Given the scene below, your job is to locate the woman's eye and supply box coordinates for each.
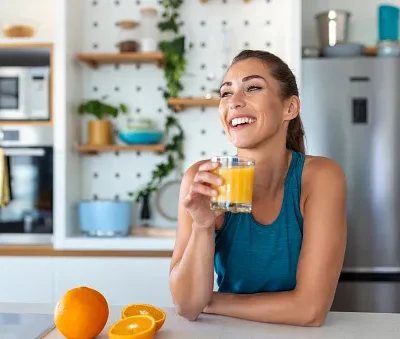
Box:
[247,86,261,92]
[220,91,231,98]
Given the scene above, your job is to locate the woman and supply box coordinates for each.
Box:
[169,49,347,327]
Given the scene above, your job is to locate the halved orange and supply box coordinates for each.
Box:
[108,315,156,339]
[121,304,166,332]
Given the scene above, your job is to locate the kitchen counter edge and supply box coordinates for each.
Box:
[0,245,173,257]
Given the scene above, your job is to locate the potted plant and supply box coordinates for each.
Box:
[78,95,128,146]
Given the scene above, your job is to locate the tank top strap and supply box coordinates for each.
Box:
[283,149,305,230]
[284,149,305,193]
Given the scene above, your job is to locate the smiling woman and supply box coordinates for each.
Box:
[169,49,347,327]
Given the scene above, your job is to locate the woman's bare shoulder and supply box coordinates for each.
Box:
[302,155,346,196]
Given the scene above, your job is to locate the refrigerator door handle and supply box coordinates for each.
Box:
[340,268,400,282]
[342,267,400,273]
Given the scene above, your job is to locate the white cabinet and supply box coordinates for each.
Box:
[0,258,54,304]
[0,257,173,306]
[53,258,173,307]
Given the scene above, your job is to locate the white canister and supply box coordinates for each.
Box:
[140,7,159,52]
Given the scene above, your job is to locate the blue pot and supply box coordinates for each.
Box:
[78,200,132,237]
[118,130,163,145]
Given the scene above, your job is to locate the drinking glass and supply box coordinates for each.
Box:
[210,156,255,213]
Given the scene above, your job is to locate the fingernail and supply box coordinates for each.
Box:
[217,179,223,185]
[212,189,218,196]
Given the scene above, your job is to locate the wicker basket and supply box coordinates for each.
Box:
[3,24,35,38]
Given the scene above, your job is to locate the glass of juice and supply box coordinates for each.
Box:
[210,155,255,213]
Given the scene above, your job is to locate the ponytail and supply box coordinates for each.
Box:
[286,115,305,154]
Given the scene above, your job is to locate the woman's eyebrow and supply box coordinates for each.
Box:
[219,74,267,91]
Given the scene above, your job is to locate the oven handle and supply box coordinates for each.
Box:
[3,148,45,157]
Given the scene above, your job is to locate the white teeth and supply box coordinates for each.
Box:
[231,117,256,127]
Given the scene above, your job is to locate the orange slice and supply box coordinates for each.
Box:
[108,315,156,339]
[121,304,166,332]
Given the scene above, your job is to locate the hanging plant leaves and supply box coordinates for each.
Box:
[130,0,186,202]
[158,18,179,33]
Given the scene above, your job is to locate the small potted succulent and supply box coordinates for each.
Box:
[78,95,128,146]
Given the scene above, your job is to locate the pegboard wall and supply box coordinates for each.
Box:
[78,0,296,227]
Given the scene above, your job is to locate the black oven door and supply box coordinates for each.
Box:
[0,146,53,234]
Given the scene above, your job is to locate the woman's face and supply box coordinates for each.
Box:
[218,58,296,149]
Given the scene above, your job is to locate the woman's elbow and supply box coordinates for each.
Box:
[302,304,328,327]
[170,288,208,321]
[174,303,202,322]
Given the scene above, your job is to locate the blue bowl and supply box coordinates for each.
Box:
[118,130,163,144]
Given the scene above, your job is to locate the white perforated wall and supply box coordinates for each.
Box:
[78,0,299,228]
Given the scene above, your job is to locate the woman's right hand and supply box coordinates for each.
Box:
[182,160,223,230]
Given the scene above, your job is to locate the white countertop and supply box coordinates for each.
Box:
[1,303,400,338]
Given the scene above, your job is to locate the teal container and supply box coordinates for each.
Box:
[378,5,400,41]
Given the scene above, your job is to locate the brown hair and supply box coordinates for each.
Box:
[230,50,305,154]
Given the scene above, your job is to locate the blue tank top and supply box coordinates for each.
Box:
[214,150,305,294]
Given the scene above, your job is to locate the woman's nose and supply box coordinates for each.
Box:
[229,92,246,110]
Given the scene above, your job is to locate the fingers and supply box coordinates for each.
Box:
[199,160,220,172]
[190,182,218,197]
[183,161,223,209]
[194,170,222,186]
[182,191,211,210]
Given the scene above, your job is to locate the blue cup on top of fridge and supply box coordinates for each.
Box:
[378,4,400,41]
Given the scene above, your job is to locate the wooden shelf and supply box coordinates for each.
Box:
[167,97,220,112]
[0,120,52,126]
[76,144,165,154]
[0,41,54,48]
[76,52,164,68]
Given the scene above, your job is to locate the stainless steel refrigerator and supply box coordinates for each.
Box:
[301,57,400,313]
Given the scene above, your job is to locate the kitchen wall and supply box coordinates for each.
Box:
[302,0,400,47]
[0,0,301,240]
[0,0,54,40]
[0,0,302,306]
[75,0,300,229]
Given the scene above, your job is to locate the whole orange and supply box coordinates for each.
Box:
[54,286,109,339]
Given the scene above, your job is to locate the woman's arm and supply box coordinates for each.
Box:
[203,157,347,327]
[169,162,220,321]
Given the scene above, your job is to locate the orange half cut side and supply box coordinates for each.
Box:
[121,304,166,332]
[108,315,156,339]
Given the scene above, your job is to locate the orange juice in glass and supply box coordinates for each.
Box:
[210,156,255,213]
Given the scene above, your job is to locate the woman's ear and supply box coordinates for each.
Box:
[283,96,300,122]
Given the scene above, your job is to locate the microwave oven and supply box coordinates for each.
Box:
[0,67,50,121]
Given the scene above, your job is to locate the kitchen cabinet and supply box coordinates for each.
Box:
[0,258,54,304]
[53,257,173,307]
[0,256,216,306]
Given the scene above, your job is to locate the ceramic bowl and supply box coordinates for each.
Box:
[118,130,163,144]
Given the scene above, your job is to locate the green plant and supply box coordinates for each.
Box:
[78,95,128,120]
[130,0,185,202]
